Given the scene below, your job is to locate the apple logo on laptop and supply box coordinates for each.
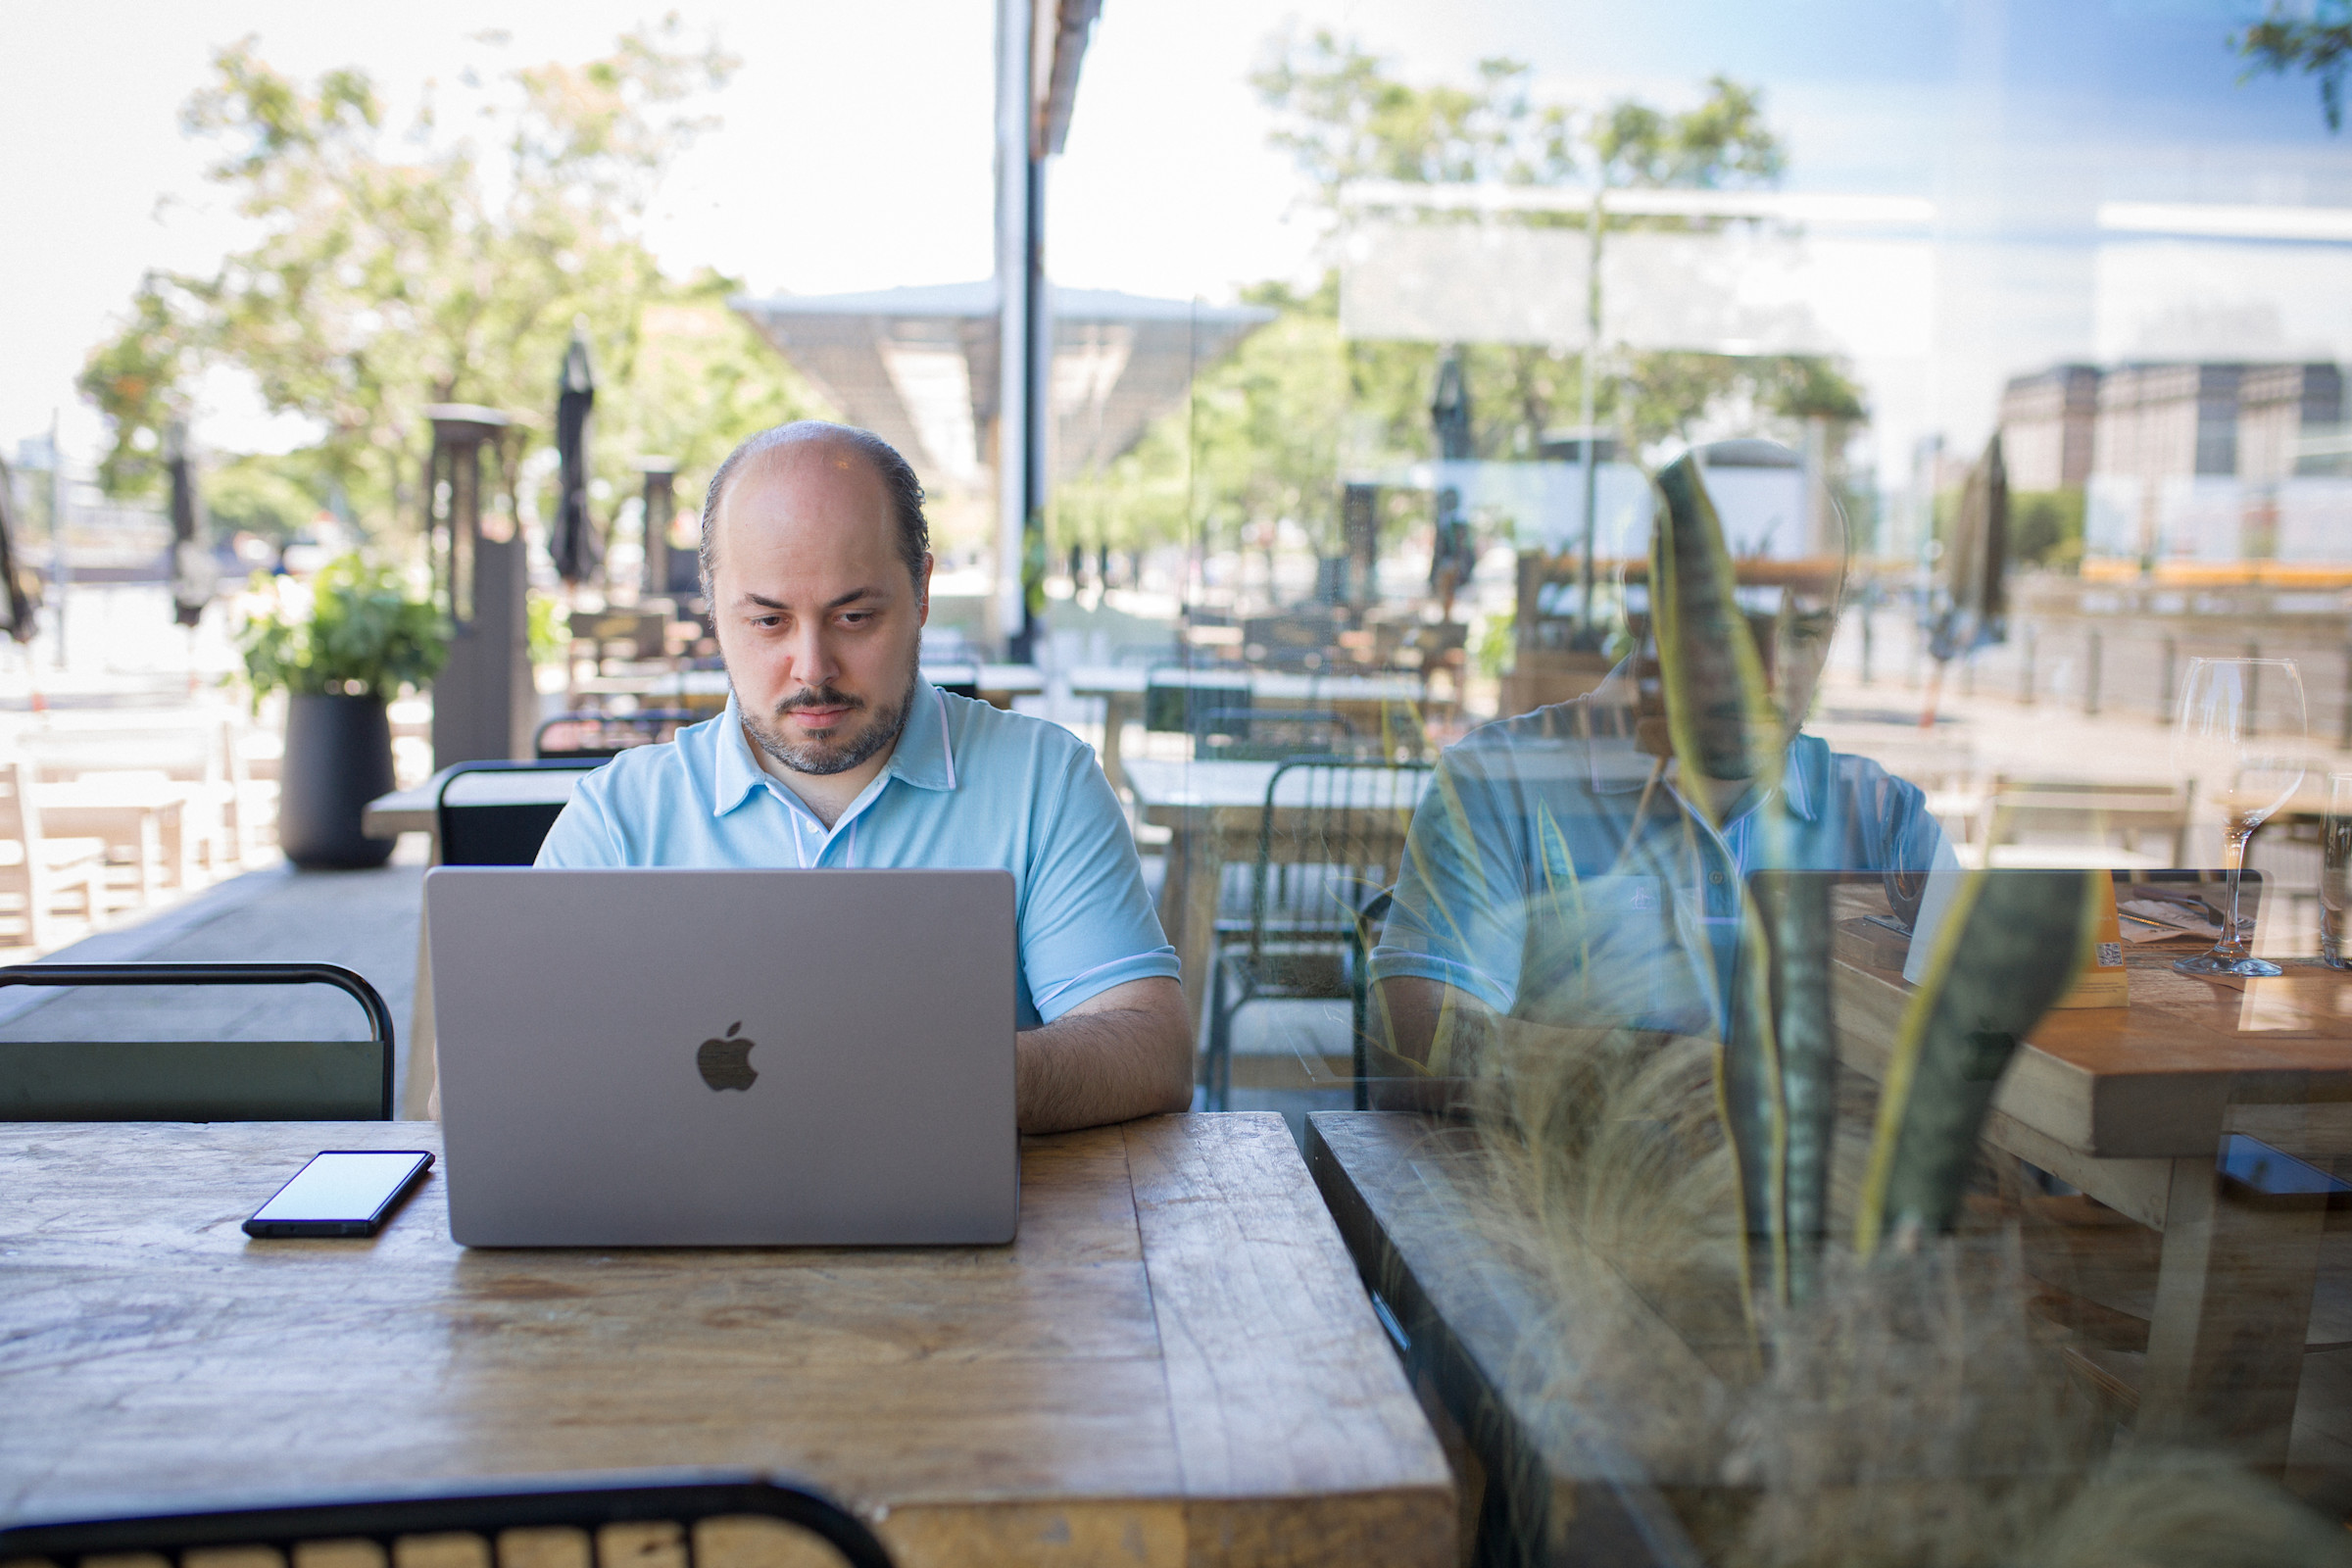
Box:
[696,1021,757,1091]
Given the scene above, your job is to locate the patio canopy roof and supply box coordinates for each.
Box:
[732,282,1271,488]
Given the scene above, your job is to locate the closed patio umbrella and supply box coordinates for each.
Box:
[165,424,217,628]
[0,455,39,643]
[552,328,602,585]
[1920,432,2008,725]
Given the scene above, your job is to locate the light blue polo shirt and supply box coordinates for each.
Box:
[536,687,1179,1028]
[1371,668,1949,1036]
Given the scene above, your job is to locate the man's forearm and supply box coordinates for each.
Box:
[1016,978,1194,1134]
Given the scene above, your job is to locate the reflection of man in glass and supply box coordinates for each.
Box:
[1369,453,1950,1092]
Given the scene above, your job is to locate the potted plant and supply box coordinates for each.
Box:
[239,554,448,869]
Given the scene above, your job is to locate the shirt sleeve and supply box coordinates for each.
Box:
[533,769,628,866]
[1018,746,1181,1023]
[1368,747,1529,1012]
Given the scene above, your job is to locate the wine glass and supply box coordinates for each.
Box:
[2172,658,2307,978]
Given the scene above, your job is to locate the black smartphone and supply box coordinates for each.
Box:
[243,1151,434,1239]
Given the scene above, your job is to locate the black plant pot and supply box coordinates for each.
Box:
[278,692,397,870]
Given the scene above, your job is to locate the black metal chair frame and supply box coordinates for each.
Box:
[1201,759,1431,1110]
[0,961,396,1120]
[434,760,609,867]
[0,1470,894,1568]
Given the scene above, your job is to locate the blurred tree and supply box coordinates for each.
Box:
[2238,2,2352,130]
[203,453,327,544]
[1255,33,1863,459]
[80,24,820,547]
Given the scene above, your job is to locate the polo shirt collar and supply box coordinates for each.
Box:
[710,684,958,818]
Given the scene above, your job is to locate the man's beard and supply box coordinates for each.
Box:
[740,664,920,777]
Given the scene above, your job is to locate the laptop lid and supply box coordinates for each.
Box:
[425,867,1018,1248]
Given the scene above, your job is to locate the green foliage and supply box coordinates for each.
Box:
[204,453,323,543]
[237,554,447,703]
[2011,488,2085,570]
[526,592,570,665]
[2238,1,2352,130]
[79,24,821,542]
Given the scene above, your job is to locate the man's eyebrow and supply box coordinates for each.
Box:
[738,587,887,612]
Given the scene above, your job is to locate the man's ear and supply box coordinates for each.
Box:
[916,551,934,625]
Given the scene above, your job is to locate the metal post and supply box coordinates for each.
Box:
[1575,187,1603,639]
[2246,640,2262,741]
[638,459,677,600]
[46,412,68,671]
[2083,628,2101,717]
[2159,635,2177,723]
[2339,644,2352,751]
[2018,624,2035,705]
[425,405,529,767]
[995,0,1038,662]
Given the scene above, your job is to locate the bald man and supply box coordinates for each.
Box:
[536,421,1192,1134]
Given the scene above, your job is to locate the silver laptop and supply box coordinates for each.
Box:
[425,868,1018,1247]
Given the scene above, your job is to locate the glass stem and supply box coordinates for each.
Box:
[2223,829,2251,956]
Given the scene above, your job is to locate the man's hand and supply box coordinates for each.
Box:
[1016,976,1193,1134]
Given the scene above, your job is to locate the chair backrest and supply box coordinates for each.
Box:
[1250,760,1433,963]
[436,760,607,866]
[0,962,395,1121]
[0,1471,894,1568]
[1144,671,1250,735]
[535,710,696,760]
[1983,775,2194,862]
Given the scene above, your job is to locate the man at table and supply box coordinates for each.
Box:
[536,420,1192,1134]
[1366,631,1949,1093]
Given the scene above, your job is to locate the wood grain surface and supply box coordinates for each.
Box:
[1829,885,2352,1160]
[0,1115,1451,1568]
[1306,1111,1716,1568]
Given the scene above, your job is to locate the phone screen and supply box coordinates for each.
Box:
[247,1152,432,1236]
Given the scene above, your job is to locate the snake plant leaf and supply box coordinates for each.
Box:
[1856,867,2100,1254]
[1752,867,1837,1305]
[1650,456,1778,808]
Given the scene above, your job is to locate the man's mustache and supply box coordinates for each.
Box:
[773,685,864,714]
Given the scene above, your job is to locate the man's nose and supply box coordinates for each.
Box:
[782,621,841,690]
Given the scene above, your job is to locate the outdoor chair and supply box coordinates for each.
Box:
[0,1470,895,1568]
[436,760,608,866]
[535,710,696,760]
[0,962,394,1121]
[1201,759,1432,1109]
[0,760,105,952]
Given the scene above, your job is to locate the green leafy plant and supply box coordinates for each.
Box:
[526,593,571,665]
[237,554,448,705]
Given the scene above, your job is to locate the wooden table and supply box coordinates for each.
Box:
[2,1114,1452,1568]
[1307,1111,1719,1568]
[1829,887,2352,1465]
[1069,668,1426,795]
[36,777,191,903]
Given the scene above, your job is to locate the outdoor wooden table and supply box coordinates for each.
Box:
[2,1114,1453,1568]
[1306,1111,1726,1568]
[1070,668,1426,795]
[1828,885,2352,1466]
[1122,759,1428,1034]
[36,777,190,902]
